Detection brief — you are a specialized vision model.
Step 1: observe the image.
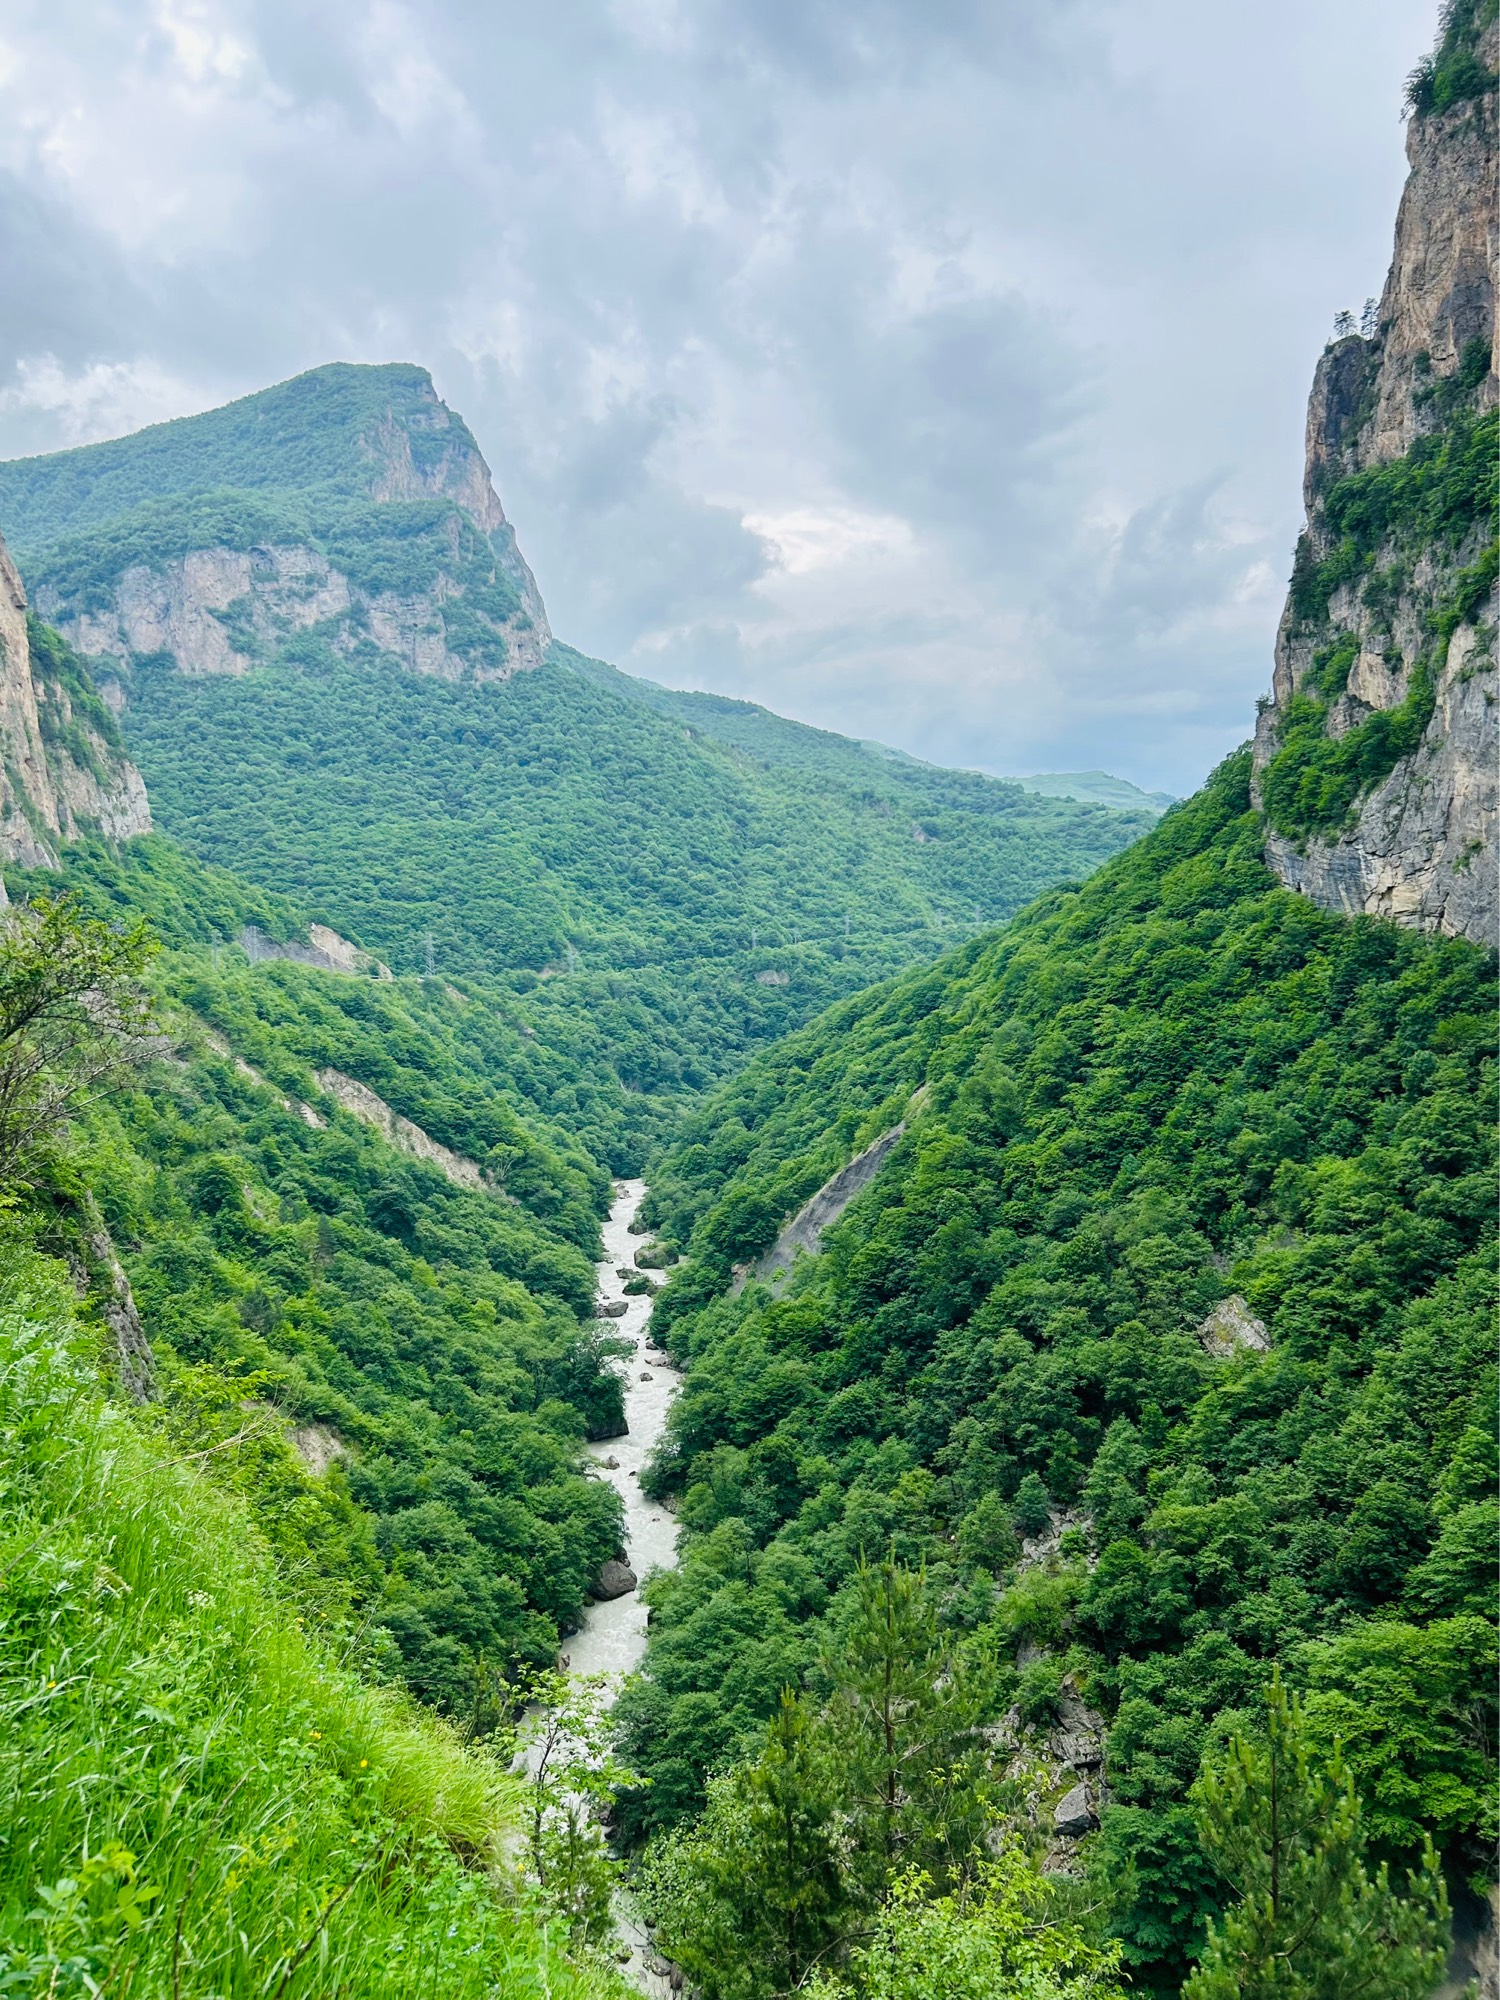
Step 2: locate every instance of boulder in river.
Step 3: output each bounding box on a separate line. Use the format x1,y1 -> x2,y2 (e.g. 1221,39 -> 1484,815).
594,1558 -> 638,1600
595,1299 -> 628,1318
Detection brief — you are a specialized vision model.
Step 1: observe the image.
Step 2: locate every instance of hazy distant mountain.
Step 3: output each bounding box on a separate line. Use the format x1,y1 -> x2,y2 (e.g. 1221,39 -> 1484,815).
1010,769 -> 1178,815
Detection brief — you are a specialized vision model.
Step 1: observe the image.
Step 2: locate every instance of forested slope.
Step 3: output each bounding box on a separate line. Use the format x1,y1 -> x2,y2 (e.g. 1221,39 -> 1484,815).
0,364 -> 1150,1159
4,829 -> 633,1718
629,750 -> 1497,1991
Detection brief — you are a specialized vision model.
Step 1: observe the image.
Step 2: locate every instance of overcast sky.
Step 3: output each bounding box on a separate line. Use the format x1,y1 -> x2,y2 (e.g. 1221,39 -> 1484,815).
0,0 -> 1438,792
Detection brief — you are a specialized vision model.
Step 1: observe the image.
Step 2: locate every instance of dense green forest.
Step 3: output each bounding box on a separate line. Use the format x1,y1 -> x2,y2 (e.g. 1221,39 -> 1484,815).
114,645 -> 1146,1149
625,749 -> 1497,1994
3,832 -> 636,1719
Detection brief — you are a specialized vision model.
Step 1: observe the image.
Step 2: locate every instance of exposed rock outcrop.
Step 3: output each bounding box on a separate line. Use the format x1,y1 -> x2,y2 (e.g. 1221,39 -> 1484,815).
0,532 -> 151,880
314,1067 -> 489,1192
737,1116 -> 913,1293
1196,1294 -> 1271,1358
1252,25 -> 1497,949
36,369 -> 551,689
65,1200 -> 154,1403
240,922 -> 391,979
196,1020 -> 325,1127
291,1424 -> 347,1476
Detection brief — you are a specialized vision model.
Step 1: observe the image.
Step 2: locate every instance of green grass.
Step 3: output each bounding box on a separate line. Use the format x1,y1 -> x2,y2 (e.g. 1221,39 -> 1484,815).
0,1242 -> 622,1999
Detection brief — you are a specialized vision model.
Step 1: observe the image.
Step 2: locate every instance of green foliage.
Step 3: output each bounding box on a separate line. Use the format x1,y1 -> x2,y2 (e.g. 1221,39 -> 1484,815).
27,616 -> 126,763
1259,664 -> 1436,840
637,1563 -> 1013,2000
112,647 -> 1145,1162
806,1848 -> 1126,2000
1184,1675 -> 1450,1999
520,1673 -> 637,1952
5,841 -> 629,1715
0,893 -> 154,1181
1404,0 -> 1499,117
0,1245 -> 621,1998
1287,408 -> 1496,632
642,1691 -> 846,2000
628,750 -> 1496,1987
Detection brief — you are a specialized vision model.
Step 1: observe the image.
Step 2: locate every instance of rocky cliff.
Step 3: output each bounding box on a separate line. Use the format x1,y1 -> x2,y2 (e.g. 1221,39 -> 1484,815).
1,364 -> 551,689
1252,11 -> 1497,949
0,531 -> 150,881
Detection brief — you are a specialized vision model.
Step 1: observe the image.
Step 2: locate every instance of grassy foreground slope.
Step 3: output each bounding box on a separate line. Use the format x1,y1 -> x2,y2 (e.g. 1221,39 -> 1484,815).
629,750 -> 1497,1991
6,831 -> 630,1719
0,1244 -> 620,1999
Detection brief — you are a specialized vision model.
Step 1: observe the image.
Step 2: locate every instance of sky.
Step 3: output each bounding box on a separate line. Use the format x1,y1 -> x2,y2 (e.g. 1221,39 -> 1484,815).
0,0 -> 1440,793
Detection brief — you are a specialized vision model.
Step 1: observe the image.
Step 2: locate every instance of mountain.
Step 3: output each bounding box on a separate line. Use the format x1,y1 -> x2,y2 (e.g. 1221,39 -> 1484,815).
1012,771 -> 1178,816
617,18 -> 1498,1995
0,367 -> 1151,1164
1252,4 -> 1497,946
0,361 -> 550,683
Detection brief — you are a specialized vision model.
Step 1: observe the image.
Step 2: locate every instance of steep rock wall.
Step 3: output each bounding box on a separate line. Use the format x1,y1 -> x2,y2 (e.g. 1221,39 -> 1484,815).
1252,25 -> 1497,949
0,531 -> 151,878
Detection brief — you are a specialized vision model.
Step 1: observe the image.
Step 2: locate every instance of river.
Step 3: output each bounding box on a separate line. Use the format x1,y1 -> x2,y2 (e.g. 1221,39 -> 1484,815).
569,1178 -> 683,1994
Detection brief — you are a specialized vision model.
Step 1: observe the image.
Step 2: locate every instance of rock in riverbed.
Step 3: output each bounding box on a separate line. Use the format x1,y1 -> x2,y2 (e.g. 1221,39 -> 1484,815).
593,1558 -> 638,1600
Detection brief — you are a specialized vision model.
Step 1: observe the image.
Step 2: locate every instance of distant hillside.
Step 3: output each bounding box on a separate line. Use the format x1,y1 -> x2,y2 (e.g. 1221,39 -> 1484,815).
1012,770 -> 1178,815
0,367 -> 1154,1158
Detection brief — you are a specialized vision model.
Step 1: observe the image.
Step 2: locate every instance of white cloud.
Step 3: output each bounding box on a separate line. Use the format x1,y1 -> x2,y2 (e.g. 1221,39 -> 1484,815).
0,355 -> 209,446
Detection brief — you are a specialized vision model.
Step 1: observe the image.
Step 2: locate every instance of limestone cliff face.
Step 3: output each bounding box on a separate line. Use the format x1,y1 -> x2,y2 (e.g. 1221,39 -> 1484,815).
1252,23 -> 1497,950
0,531 -> 150,880
42,372 -> 551,686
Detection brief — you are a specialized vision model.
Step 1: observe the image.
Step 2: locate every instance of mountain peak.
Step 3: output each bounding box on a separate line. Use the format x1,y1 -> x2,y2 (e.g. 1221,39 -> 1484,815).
0,364 -> 551,684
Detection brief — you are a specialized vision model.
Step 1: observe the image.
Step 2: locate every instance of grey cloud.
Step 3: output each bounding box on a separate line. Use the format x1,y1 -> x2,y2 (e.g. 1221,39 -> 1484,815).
0,173 -> 148,373
689,0 -> 1092,90
0,0 -> 1441,792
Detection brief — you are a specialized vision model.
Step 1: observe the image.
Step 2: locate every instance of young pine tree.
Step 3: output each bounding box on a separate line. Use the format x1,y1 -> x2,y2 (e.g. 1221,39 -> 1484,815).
821,1559 -> 998,1897
1185,1674 -> 1451,2000
643,1690 -> 845,2000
